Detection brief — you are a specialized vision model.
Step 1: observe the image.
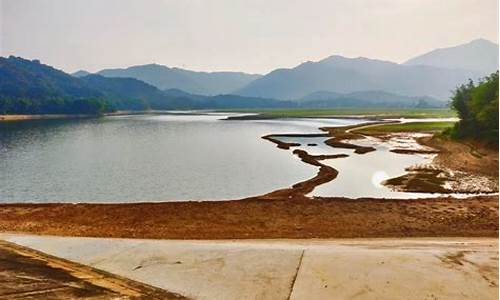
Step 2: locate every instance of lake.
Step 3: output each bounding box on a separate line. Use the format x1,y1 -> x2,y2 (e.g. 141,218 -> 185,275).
0,113 -> 366,203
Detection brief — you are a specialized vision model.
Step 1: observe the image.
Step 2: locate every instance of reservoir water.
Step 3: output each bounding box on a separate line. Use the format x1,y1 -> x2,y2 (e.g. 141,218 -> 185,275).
0,113 -> 363,202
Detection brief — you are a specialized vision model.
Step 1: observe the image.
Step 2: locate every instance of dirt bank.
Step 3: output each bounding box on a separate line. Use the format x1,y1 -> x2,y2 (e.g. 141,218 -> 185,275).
0,195 -> 497,239
367,132 -> 497,194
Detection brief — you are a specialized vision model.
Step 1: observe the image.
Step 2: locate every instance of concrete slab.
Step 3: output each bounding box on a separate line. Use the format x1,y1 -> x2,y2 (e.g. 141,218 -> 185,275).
0,240 -> 184,299
0,234 -> 497,300
291,245 -> 498,300
0,235 -> 303,300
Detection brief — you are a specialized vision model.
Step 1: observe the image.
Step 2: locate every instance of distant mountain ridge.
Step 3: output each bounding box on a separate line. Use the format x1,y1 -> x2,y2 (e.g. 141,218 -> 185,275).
235,39 -> 497,100
2,38 -> 497,114
235,55 -> 485,100
92,64 -> 262,96
404,39 -> 499,73
72,70 -> 91,77
69,38 -> 497,102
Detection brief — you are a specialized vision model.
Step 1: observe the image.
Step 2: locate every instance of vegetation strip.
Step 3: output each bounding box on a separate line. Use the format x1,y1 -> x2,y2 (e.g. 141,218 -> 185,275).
224,108 -> 457,120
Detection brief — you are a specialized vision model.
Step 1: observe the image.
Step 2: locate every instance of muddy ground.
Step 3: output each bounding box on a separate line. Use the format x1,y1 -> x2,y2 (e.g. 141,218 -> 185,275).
0,195 -> 497,239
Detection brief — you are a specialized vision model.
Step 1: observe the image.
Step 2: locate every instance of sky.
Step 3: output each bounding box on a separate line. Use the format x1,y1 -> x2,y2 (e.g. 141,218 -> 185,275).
1,0 -> 498,74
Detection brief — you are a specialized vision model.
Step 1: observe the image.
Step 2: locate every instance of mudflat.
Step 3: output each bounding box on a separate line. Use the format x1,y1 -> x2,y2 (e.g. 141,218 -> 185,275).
0,195 -> 497,239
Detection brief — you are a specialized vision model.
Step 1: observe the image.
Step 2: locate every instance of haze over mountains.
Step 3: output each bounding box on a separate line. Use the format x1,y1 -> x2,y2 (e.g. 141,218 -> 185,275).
75,39 -> 498,101
237,39 -> 497,100
404,39 -> 498,74
87,65 -> 262,96
235,55 -> 482,100
1,39 -> 498,114
299,90 -> 441,108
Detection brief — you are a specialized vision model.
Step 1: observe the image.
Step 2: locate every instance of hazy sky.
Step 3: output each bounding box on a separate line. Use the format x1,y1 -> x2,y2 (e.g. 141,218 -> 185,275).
1,0 -> 498,74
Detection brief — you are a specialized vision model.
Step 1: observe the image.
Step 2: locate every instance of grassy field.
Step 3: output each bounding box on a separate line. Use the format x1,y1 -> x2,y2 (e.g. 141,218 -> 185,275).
223,108 -> 457,119
355,121 -> 456,134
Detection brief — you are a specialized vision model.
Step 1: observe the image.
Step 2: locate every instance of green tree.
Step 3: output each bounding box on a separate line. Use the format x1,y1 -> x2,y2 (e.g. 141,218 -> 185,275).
448,71 -> 499,144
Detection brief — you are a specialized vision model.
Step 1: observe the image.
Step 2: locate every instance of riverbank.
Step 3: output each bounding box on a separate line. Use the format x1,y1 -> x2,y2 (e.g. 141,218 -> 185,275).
263,120 -> 497,196
0,119 -> 497,239
350,122 -> 499,193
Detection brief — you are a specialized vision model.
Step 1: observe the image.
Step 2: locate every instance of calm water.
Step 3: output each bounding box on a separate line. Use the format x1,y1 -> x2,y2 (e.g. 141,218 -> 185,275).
273,135 -> 433,199
0,113 -> 363,203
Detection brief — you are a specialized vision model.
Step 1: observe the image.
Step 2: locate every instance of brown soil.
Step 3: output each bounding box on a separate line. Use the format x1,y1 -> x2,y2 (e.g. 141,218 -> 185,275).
342,121 -> 499,194
384,167 -> 451,193
389,149 -> 440,155
0,196 -> 496,239
261,149 -> 342,199
420,135 -> 499,179
380,134 -> 498,194
0,240 -> 186,299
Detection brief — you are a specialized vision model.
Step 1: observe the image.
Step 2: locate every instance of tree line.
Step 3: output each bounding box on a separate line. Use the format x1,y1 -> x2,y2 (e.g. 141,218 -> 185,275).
0,97 -> 113,115
447,71 -> 499,144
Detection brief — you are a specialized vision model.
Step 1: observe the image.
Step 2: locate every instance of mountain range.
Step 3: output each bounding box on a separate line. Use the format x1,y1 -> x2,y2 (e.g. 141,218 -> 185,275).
84,64 -> 262,96
1,38 -> 498,114
0,56 -> 291,114
236,39 -> 498,100
235,55 -> 482,100
74,39 -> 497,101
403,38 -> 498,74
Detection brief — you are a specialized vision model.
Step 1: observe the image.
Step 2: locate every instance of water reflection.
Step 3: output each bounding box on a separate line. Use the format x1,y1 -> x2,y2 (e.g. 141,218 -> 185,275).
0,113 -> 362,203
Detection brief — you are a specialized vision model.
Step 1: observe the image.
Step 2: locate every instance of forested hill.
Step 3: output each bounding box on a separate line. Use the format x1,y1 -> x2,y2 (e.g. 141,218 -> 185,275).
0,56 -> 448,115
0,56 -> 292,114
0,56 -> 207,114
0,56 -> 108,114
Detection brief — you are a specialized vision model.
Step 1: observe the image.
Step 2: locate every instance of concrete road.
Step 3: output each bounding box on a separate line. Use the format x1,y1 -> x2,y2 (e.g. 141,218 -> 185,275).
0,234 -> 497,300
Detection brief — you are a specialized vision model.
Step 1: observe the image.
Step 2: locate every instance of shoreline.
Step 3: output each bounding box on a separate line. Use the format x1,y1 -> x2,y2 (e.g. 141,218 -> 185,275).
0,110 -> 200,122
0,119 -> 497,240
0,113 -> 96,121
